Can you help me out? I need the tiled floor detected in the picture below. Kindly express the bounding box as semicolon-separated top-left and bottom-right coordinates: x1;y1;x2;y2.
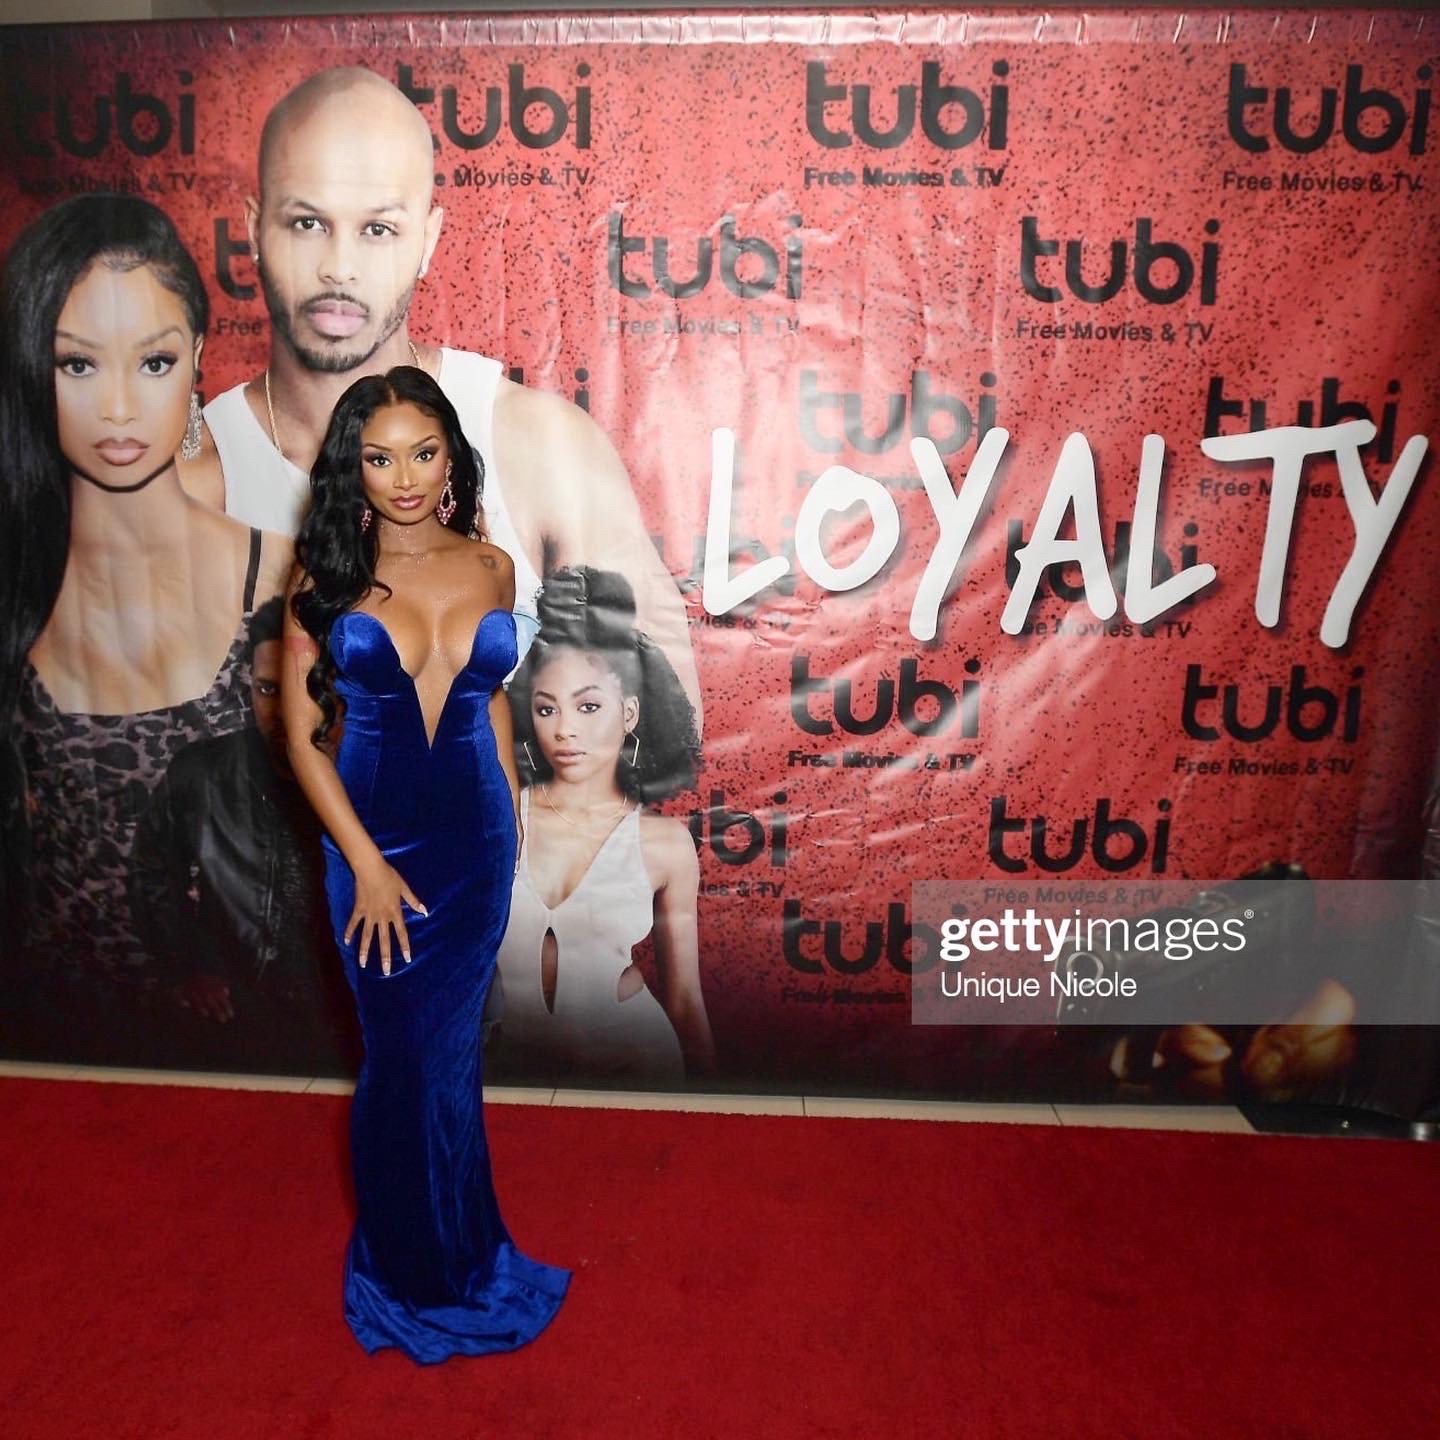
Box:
0;1059;1255;1132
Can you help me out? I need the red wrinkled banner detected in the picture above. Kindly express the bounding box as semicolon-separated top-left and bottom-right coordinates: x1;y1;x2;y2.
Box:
2;10;1437;1099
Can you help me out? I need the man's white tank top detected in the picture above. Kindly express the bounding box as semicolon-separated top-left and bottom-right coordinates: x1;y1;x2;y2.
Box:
203;348;543;660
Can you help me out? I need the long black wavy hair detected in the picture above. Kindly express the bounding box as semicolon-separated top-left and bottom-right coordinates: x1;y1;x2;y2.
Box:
509;566;701;804
0;193;208;730
290;365;485;746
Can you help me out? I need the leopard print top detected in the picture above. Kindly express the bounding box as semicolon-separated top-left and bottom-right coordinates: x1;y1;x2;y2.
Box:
17;529;263;996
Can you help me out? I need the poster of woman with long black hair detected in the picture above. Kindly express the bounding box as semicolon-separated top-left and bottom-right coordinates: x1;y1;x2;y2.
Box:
0;194;290;1062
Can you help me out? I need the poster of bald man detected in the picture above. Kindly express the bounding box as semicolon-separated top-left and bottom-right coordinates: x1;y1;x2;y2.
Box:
192;66;702;723
2;14;1439;1123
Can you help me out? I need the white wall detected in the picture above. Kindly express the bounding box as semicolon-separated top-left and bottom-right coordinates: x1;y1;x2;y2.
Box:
4;1;160;19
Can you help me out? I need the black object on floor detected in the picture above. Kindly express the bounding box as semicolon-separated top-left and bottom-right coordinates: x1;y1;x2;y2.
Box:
1239;1102;1438;1142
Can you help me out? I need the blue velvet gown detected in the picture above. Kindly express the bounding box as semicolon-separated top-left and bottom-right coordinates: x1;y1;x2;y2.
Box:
322;605;570;1364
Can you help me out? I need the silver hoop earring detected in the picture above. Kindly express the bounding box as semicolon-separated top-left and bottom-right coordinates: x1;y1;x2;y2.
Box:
436;477;457;525
180;391;203;461
522;740;536;769
625;730;640;768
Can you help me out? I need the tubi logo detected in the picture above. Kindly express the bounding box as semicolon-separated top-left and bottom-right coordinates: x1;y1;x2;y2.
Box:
805;60;1010;150
1021;216;1221;306
783;900;941;975
608;214;803;300
686;790;789;868
10;71;195;158
988;797;1172;875
398;61;591;151
214;219;258;302
1181;664;1363;744
790;655;982;739
1227;63;1431;156
799;370;999;456
1206;376;1404;465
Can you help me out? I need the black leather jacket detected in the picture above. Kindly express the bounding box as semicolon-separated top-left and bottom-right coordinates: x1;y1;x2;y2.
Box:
128;726;336;1007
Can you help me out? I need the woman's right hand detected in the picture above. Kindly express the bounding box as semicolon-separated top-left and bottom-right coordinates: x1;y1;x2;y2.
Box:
346;854;428;976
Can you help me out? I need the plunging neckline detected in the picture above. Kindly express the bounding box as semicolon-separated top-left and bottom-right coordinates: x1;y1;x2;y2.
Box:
518;787;637;912
345;606;513;752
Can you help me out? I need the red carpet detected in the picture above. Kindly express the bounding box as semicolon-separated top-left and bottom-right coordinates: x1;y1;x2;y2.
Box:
1;1078;1436;1440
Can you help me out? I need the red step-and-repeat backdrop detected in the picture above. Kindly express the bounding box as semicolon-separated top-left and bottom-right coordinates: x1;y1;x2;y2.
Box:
2;10;1436;1112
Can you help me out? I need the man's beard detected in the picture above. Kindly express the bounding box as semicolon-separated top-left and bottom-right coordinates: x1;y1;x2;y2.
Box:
259;265;417;375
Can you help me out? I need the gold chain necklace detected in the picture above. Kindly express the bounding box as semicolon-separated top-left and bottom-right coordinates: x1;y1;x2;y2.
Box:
263;339;423;457
539;784;632;830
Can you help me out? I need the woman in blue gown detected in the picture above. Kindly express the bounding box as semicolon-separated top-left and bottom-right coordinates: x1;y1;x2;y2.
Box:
281;365;570;1363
